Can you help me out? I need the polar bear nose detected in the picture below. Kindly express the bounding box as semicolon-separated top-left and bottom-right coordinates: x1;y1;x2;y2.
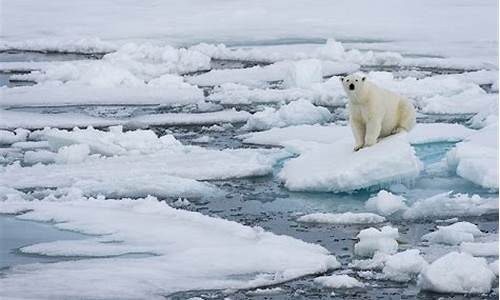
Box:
349;83;355;90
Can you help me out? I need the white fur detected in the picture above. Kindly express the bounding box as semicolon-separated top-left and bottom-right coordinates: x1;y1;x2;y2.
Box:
341;74;416;151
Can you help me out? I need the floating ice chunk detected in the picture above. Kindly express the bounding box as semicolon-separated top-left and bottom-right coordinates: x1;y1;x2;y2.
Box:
0;109;121;130
283;59;322;88
0;37;116;53
418;252;495;294
382;249;428;282
365;190;407;216
54;144;90;164
460;241;499;257
128;109;250;126
349;252;389;270
241;123;473;147
314;274;365;289
11;141;49;150
408;123;476;144
297;212;385;225
243;100;332;131
0;129;29;145
421;222;483;245
403;192;498;219
446;122;498;189
354;226;399;257
23;150;57;165
489;260;499;276
0;195;340;299
279;133;421;192
0;144;287;198
43;126;182;156
246;287;283;296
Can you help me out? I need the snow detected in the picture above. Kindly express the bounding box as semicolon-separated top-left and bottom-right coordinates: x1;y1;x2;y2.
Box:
0;135;288;198
0;109;250;130
41;126;183;156
403;192;498;220
354;226;399;257
278;133;422;193
0;194;340;299
460;242;499;257
187;60;356;88
243;99;332;131
283;59;323;88
297;212;385;225
418;252;496;294
2;1;497;65
421;222;484;245
446;122;499;189
54;144;90;164
382;249;428;282
23;150;57;165
0;129;29;145
314;274;365;289
365;190;407;216
241;123;476;147
489;260;499;276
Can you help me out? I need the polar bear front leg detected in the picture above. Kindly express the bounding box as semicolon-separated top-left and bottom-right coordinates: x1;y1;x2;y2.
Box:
364;119;382;147
350;119;365;151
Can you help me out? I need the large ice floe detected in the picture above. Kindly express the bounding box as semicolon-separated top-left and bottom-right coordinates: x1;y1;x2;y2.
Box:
0;127;289;198
0;193;340;299
278;132;422;193
0;43;210;107
446;121;499;190
418;252;496;294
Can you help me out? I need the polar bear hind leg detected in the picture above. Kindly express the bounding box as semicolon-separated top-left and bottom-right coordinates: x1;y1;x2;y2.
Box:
396;99;416;133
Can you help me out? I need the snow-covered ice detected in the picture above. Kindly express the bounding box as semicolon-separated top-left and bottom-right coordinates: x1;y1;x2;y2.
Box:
365;190;407;216
460;241;499;257
421;222;484;245
354;226;399;257
243;99;332;131
418;252;496;294
447;122;499;189
403;192;498;220
297;212;385;225
278;133;421;192
314;274;365;289
0;194;340;299
382;249;428;282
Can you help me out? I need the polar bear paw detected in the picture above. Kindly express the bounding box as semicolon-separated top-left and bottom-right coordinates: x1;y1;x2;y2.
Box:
353;144;364;152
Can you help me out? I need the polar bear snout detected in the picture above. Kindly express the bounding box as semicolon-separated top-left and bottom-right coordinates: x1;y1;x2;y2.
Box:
349;83;355;90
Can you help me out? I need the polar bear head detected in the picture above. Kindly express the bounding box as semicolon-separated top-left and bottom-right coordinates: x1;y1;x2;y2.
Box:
340;74;366;96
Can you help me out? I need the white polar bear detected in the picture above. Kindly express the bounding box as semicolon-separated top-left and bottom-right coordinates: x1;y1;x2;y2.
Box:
341;74;416;151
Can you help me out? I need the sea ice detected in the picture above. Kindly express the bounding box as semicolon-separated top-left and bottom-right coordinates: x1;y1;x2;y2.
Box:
314;274;365;289
418;252;495;294
242;99;332;131
278;133;421;192
365;190;407;216
382;249;428;282
421;222;483;245
297;212;385;225
0;194;340;299
354;226;399;257
460;241;499;257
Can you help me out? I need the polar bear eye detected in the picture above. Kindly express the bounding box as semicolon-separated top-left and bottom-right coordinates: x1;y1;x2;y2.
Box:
355;79;358;82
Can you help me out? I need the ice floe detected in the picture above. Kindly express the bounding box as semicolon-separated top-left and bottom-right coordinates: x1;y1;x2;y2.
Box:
403;192;498;220
0;194;340;299
446;122;499;189
0;129;29;145
278;133;421;192
297;212;385;225
460;241;499;257
421;222;484;245
314;274;365;289
382;249;428;282
242;99;332;131
418;252;496;294
364;190;407;216
354;226;399;257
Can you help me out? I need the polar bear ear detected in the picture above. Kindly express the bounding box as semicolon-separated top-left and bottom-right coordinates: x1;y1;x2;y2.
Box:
362;77;366;81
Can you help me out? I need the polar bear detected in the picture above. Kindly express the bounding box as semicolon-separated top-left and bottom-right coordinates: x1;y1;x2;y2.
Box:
341;74;416;151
